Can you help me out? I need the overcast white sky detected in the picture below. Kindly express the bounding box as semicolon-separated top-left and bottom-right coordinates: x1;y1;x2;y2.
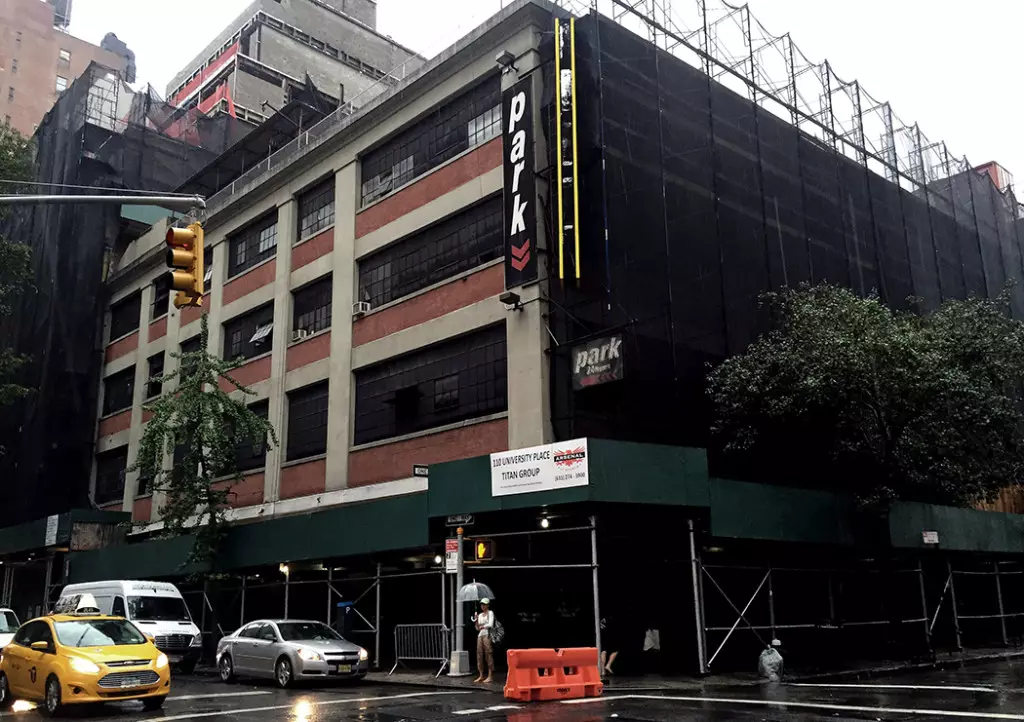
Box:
66;0;1022;180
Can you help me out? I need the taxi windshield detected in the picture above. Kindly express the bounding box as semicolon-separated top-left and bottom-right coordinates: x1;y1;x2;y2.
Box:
54;619;147;648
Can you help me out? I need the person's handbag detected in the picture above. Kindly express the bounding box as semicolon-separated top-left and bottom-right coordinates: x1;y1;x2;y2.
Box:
489;618;505;645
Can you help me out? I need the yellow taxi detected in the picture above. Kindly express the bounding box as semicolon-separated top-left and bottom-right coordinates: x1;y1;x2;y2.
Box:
0;595;170;716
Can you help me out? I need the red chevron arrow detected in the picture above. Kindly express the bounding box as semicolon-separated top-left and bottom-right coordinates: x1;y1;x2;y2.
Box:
511;239;531;271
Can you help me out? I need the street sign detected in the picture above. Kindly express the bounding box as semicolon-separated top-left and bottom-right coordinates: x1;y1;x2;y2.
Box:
445;538;458;574
413;464;429;478
446;514;474;527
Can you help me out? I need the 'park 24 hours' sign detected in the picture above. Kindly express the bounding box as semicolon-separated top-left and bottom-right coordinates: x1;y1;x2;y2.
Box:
490;439;589;497
502;75;538;288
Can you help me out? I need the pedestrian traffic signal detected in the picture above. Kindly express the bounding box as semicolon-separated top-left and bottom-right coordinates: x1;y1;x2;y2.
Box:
165;222;204;308
474;539;494;562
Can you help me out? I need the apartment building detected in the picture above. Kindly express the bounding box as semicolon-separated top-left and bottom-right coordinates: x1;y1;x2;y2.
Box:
165;0;423;125
0;0;129;135
96;1;549;523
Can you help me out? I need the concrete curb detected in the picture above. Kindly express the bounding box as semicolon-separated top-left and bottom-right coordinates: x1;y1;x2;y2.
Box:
190;649;1024;693
354;649;1024;692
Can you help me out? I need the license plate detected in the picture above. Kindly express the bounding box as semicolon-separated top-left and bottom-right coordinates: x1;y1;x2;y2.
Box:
167;655;182;663
333;664;351;673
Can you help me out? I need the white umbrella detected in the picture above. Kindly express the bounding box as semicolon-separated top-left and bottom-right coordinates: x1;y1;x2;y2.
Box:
457;581;495;602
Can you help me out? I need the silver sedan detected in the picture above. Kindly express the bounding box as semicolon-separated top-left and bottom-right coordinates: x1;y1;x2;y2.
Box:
216;619;369;688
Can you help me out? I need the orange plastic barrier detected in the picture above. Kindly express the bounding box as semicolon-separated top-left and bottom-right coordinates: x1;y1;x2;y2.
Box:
504;647;604;702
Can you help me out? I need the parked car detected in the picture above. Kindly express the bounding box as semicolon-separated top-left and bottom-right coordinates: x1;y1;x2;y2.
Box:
0;594;170;716
216;619;368;688
0;609;19;649
56;580;201;673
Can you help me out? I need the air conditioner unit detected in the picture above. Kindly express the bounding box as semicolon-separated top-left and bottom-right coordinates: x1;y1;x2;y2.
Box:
352;301;371;318
292;328;310;343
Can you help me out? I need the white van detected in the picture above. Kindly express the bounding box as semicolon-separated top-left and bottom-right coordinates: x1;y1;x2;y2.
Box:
0;608;19;648
56;580;202;672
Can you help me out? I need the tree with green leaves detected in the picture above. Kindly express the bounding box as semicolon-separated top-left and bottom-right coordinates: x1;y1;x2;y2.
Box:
708;283;1024;507
0;123;35;408
134;314;278;565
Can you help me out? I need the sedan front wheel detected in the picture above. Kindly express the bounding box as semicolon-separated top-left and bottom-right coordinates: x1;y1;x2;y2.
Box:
219;654;236;684
275;657;293;689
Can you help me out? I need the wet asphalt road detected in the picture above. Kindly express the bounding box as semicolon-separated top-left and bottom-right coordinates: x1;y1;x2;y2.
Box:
2;658;1024;721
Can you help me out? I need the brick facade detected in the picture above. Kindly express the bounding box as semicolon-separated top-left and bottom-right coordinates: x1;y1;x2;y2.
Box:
105;332;138;363
280;458;327;499
292;228;335;270
352;264;502;346
348;419;509;487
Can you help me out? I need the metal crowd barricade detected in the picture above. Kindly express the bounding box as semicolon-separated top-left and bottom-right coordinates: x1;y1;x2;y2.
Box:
390;623;450;677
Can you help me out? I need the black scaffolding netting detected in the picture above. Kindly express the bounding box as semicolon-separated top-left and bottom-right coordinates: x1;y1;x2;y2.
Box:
548;13;1024;465
0;63;250;528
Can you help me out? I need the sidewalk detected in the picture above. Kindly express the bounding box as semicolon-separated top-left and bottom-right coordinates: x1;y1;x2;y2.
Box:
367;647;1024;693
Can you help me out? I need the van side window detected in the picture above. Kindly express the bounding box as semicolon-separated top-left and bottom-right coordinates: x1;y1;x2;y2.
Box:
112;597;126;617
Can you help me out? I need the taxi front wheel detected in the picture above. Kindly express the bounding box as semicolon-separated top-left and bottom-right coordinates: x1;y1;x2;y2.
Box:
41;675;62;718
143;696;166;711
0;672;12;708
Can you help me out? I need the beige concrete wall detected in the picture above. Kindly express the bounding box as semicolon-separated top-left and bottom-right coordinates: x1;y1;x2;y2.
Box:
95;8;553;519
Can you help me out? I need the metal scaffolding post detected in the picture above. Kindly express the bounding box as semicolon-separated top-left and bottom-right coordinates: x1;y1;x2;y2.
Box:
948;561;962;651
995;562;1008;646
688;520;707;674
327;568;333;625
590;515;602;661
917;562;932;653
375;562;382;669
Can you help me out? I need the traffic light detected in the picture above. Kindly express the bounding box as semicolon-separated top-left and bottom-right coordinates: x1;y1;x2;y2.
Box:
474;539;494;562
165;222;204;308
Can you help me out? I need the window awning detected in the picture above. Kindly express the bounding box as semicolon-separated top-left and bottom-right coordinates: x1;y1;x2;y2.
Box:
250;323;273;344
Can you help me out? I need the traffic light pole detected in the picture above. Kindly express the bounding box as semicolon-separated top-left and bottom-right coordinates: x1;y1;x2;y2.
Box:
449;526;470;676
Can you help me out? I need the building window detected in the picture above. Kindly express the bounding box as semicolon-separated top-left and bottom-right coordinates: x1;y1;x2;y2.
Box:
297;178;335;240
109;292;141;341
360;78;501;205
95;447;128;505
358;197;502;308
287;382;329;460
55;75;67;92
8;87;14;101
223;303;274;362
146;353;165;399
102;367;135;416
353;325;507;444
179;335;201;377
4;116;10;125
228;213;278;278
234;401;269;472
11;59;18;74
58;49;71;65
152;275;170;319
467;104;500;147
203;246;213;285
15;32;21;49
293;276;332;336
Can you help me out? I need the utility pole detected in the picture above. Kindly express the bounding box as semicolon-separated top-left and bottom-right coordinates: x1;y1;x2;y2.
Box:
448;526;470;676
